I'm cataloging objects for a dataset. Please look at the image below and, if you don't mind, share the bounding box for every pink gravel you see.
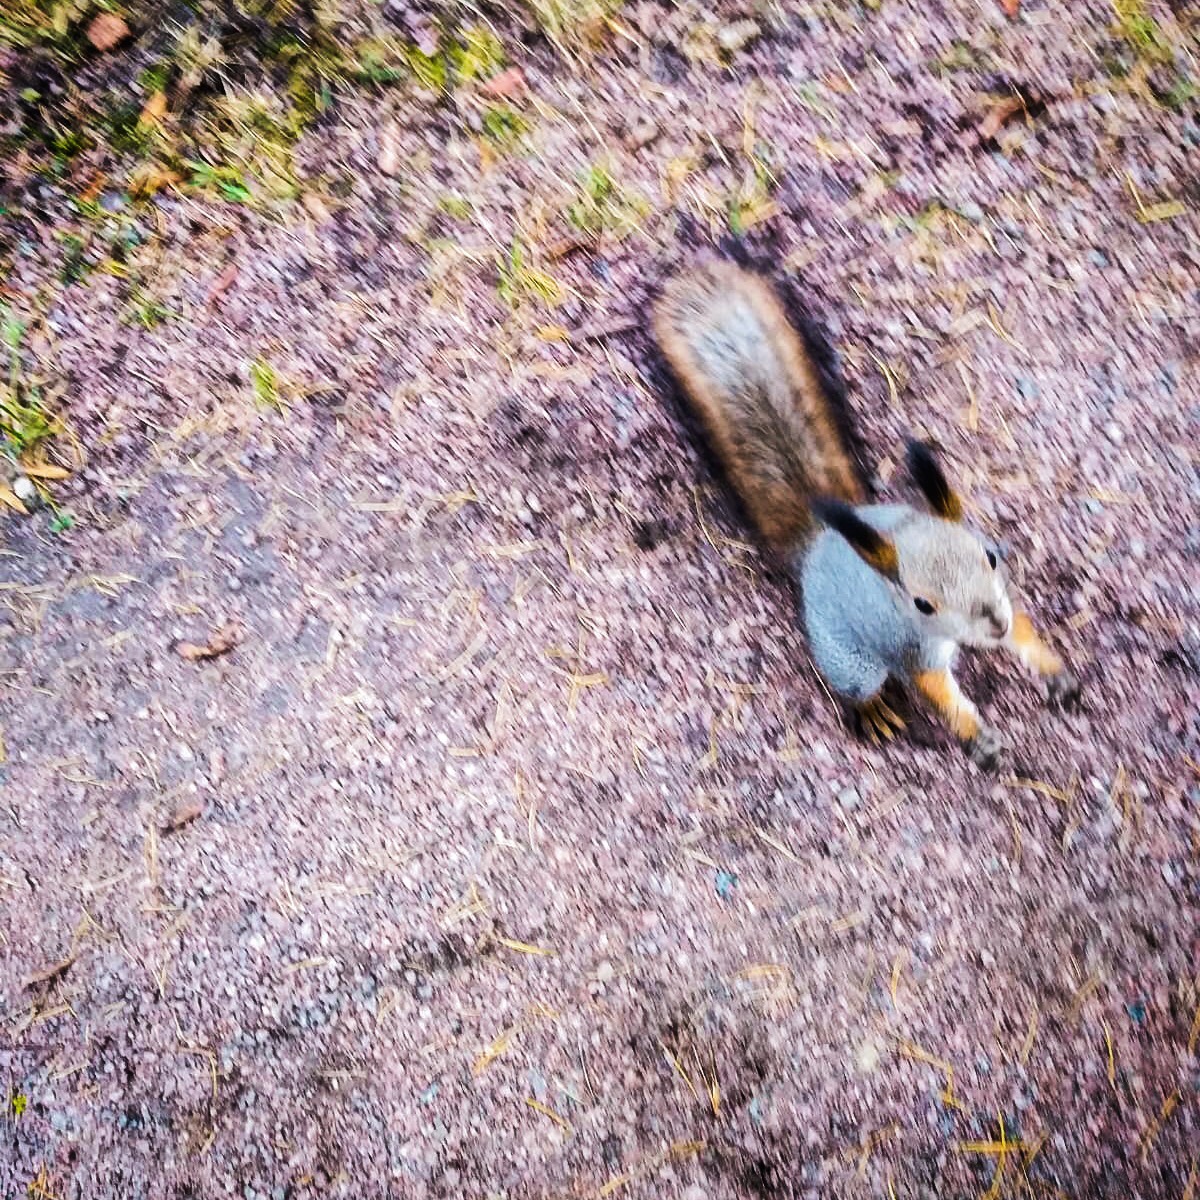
[1,2,1198,1197]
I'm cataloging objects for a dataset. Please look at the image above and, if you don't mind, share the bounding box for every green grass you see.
[249,356,282,409]
[481,104,530,149]
[565,163,647,238]
[123,285,172,329]
[727,153,778,236]
[353,24,504,92]
[1113,0,1172,61]
[438,193,474,220]
[526,0,623,55]
[0,0,88,51]
[497,239,563,308]
[59,232,88,283]
[931,40,980,75]
[186,160,253,204]
[2,310,60,461]
[0,5,515,227]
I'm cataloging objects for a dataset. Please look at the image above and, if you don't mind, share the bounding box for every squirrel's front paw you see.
[968,726,1006,772]
[1047,670,1081,712]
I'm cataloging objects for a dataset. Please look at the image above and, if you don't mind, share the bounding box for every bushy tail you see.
[653,260,864,554]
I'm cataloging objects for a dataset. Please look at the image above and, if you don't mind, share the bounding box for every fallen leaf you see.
[0,486,29,515]
[205,262,239,306]
[138,90,168,128]
[24,956,77,989]
[481,67,527,99]
[128,163,180,199]
[162,799,205,833]
[175,620,241,661]
[378,121,401,177]
[979,95,1026,142]
[20,462,70,480]
[1136,199,1187,224]
[1000,0,1020,16]
[86,13,130,51]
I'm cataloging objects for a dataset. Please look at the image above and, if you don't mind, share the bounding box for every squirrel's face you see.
[811,440,1016,651]
[892,516,1013,649]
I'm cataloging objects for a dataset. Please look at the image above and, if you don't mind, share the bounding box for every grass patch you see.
[59,231,89,284]
[352,24,504,92]
[186,160,253,205]
[481,104,530,149]
[565,163,647,238]
[249,356,282,409]
[526,0,624,56]
[123,284,172,329]
[931,40,980,75]
[1112,0,1173,62]
[438,193,474,221]
[0,1,89,52]
[0,6,515,229]
[497,238,564,308]
[727,153,777,236]
[2,309,63,465]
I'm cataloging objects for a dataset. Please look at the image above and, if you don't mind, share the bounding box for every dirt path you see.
[2,3,1198,1196]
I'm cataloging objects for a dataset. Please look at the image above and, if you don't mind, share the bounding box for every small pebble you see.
[625,118,660,150]
[716,18,761,53]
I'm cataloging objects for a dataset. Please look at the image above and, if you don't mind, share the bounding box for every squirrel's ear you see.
[812,499,900,583]
[906,439,964,521]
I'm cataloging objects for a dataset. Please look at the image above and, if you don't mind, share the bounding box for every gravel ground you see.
[2,2,1199,1197]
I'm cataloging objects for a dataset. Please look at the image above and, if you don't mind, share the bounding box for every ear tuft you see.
[905,439,964,521]
[812,499,900,582]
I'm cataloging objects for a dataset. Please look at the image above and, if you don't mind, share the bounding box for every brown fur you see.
[653,260,864,555]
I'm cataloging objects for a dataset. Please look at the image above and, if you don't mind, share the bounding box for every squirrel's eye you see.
[986,550,998,570]
[913,597,936,615]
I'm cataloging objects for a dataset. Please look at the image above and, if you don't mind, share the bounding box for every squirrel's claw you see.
[968,725,1006,772]
[1047,670,1081,712]
[856,695,906,745]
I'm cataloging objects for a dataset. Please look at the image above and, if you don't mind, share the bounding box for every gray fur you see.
[799,518,918,699]
[798,503,1009,700]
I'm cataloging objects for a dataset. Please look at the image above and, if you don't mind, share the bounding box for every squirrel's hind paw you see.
[968,725,1006,773]
[855,695,906,745]
[1047,670,1081,712]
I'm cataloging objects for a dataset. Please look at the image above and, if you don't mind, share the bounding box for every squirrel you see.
[652,258,1079,770]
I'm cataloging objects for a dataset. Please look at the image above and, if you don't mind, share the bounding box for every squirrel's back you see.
[653,260,864,553]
